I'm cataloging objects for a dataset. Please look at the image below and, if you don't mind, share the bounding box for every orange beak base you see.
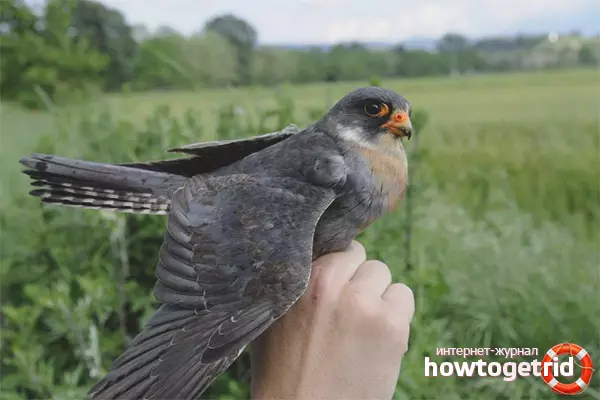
[381,111,412,140]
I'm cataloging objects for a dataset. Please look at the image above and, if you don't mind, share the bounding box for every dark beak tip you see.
[400,127,412,140]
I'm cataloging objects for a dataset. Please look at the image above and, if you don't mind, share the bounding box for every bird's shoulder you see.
[222,128,349,190]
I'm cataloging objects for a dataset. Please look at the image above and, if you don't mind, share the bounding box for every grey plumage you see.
[20,87,412,399]
[19,125,300,214]
[90,174,337,399]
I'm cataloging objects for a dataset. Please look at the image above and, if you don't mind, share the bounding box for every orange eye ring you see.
[364,102,389,118]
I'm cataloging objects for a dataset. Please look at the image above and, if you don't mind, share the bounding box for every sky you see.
[100,0,600,44]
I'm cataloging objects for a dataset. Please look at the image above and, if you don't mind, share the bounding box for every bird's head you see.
[319,87,412,150]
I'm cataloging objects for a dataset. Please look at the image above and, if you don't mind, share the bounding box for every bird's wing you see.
[89,173,336,400]
[168,124,300,155]
[20,126,300,214]
[120,125,300,177]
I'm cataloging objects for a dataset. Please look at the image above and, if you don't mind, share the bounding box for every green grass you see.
[1,68,599,399]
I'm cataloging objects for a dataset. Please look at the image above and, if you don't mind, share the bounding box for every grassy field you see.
[1,68,599,399]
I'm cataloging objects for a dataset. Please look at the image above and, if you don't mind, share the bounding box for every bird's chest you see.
[312,146,407,258]
[356,145,408,214]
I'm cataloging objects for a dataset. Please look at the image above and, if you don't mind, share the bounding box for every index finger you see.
[382,283,415,322]
[311,240,367,283]
[302,240,367,305]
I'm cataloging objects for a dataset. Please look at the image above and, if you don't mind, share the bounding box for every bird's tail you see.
[20,153,187,214]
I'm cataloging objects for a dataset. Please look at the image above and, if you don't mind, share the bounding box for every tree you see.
[0,0,38,99]
[184,32,238,87]
[293,48,327,83]
[131,31,238,90]
[72,0,137,90]
[325,42,372,81]
[250,47,297,85]
[436,33,481,74]
[204,14,257,85]
[437,33,469,53]
[131,30,192,90]
[0,0,108,108]
[578,44,598,66]
[394,50,448,77]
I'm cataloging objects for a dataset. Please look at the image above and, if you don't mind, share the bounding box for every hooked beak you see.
[381,111,412,140]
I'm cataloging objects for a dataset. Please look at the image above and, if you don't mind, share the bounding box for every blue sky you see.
[100,0,600,44]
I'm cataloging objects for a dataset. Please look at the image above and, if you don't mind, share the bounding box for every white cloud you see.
[325,20,395,43]
[322,0,595,42]
[99,0,598,43]
[299,0,345,6]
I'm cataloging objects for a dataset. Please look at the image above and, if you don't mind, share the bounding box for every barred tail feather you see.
[30,182,171,214]
[20,153,186,214]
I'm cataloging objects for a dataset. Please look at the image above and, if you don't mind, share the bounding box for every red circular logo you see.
[541,343,594,395]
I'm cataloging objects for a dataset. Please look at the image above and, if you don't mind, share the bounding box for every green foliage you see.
[0,0,108,109]
[1,70,599,399]
[205,14,258,85]
[250,48,298,86]
[369,75,382,87]
[131,31,238,91]
[131,30,192,90]
[1,108,191,397]
[0,91,319,399]
[72,0,138,90]
[578,44,598,66]
[393,48,448,77]
[2,1,598,105]
[293,48,328,83]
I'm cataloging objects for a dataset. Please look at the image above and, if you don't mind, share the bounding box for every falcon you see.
[20,87,413,399]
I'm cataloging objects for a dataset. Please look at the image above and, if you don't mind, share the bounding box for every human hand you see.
[251,240,415,400]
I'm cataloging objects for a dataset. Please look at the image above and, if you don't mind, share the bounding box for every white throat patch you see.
[336,124,377,149]
[337,124,406,162]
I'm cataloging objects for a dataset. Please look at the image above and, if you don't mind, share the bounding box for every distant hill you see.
[264,37,438,51]
[477,34,600,69]
[262,34,600,57]
[263,34,599,71]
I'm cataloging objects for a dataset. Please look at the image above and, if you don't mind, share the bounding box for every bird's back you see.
[212,128,389,258]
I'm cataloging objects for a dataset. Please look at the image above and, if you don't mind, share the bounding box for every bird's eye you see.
[364,102,389,118]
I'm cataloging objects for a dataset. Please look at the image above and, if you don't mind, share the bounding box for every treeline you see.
[1,0,598,108]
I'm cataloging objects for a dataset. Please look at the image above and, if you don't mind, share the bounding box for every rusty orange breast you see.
[356,140,408,213]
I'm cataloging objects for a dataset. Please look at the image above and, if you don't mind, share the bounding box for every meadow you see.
[1,68,599,399]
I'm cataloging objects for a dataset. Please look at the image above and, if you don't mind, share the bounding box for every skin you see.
[251,241,415,400]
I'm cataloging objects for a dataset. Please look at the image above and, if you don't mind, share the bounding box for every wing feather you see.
[89,173,338,399]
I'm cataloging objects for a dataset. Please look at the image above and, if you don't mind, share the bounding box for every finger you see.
[348,260,392,296]
[382,283,415,321]
[312,240,366,283]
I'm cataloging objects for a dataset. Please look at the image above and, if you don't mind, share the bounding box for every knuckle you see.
[381,312,407,335]
[394,282,414,299]
[348,240,366,261]
[380,313,410,349]
[344,286,378,316]
[366,260,392,278]
[310,265,338,299]
[388,283,415,314]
